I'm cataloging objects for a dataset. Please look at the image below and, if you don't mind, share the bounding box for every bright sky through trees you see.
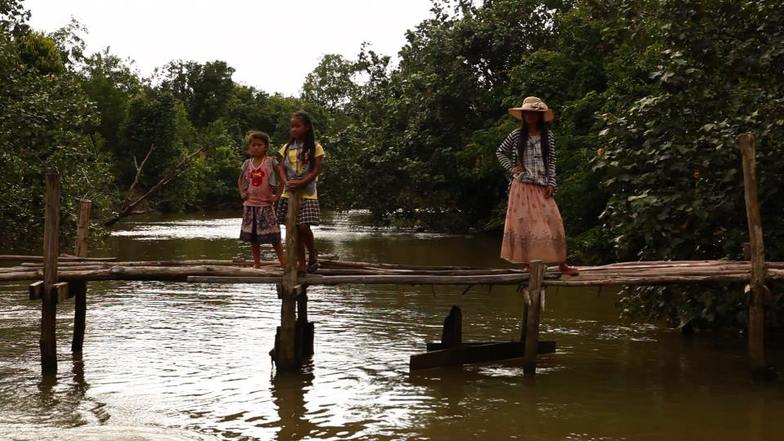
[26,0,433,95]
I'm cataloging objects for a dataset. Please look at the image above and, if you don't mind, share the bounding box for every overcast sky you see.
[25,0,435,96]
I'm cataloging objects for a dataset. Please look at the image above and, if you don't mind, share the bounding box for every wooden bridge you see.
[0,134,778,380]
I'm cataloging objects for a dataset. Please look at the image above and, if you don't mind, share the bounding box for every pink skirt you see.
[501,181,567,264]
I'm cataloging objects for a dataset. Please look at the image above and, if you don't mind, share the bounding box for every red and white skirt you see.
[501,181,567,264]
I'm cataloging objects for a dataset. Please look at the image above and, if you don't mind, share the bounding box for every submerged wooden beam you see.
[410,341,556,370]
[426,341,557,352]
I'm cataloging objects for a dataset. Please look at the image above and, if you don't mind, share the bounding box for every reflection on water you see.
[1,211,784,440]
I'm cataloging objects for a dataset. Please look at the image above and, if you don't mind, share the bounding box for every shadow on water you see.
[270,367,317,440]
[36,371,58,409]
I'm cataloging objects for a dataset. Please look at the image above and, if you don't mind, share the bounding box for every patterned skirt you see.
[275,197,321,225]
[240,205,281,245]
[501,181,567,264]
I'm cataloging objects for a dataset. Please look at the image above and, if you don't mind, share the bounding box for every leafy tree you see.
[0,10,114,245]
[302,54,361,112]
[118,89,179,186]
[80,49,142,150]
[162,60,235,128]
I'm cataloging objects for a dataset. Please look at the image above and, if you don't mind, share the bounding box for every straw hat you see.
[508,96,554,122]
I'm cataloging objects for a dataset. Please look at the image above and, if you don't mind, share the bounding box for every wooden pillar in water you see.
[520,293,529,343]
[71,199,91,354]
[441,305,462,348]
[40,172,60,373]
[275,190,302,370]
[296,286,314,359]
[738,133,773,380]
[523,260,545,376]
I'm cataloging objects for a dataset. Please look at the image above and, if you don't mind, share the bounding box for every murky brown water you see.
[2,211,784,440]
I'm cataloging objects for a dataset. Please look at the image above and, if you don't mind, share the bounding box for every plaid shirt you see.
[496,128,557,188]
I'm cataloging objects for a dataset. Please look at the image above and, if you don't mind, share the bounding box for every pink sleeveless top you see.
[244,158,275,207]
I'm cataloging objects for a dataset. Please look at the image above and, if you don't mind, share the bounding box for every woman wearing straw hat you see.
[496,96,579,275]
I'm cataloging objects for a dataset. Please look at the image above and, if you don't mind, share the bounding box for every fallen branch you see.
[103,146,205,226]
[126,144,156,207]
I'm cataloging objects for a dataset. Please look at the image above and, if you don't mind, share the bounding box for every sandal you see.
[558,262,580,276]
[307,259,319,273]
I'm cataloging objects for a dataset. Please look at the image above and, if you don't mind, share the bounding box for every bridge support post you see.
[273,284,299,369]
[72,199,91,354]
[272,190,314,370]
[738,133,775,381]
[40,172,60,374]
[523,260,545,376]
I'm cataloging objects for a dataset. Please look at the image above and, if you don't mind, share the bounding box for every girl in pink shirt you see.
[238,131,287,268]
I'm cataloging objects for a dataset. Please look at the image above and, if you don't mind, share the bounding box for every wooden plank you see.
[0,255,115,262]
[40,172,60,373]
[1,264,784,284]
[53,282,69,303]
[545,273,759,286]
[187,273,536,285]
[15,263,104,270]
[320,259,481,271]
[524,261,545,376]
[1,259,783,284]
[738,133,770,378]
[410,341,556,370]
[29,281,44,300]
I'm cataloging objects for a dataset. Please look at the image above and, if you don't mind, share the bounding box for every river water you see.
[1,211,784,441]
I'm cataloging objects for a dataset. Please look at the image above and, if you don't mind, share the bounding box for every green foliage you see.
[162,60,235,128]
[15,31,62,74]
[80,49,141,149]
[302,54,360,112]
[295,0,784,328]
[118,89,179,185]
[198,120,243,208]
[0,17,114,246]
[590,0,784,327]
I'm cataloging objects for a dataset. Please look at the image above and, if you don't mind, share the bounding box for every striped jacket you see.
[496,128,557,188]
